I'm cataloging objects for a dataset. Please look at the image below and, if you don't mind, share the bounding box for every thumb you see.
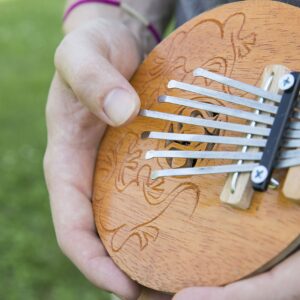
[54,21,141,126]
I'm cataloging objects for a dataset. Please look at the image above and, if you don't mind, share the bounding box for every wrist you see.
[63,0,162,53]
[63,2,120,34]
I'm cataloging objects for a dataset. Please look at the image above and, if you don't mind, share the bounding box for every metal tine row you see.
[140,68,300,179]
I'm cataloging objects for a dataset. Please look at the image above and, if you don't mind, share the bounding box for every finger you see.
[45,142,141,300]
[51,171,140,299]
[46,73,105,149]
[173,251,300,300]
[44,78,141,300]
[55,19,141,127]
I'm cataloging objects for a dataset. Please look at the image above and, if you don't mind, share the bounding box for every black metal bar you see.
[252,72,300,191]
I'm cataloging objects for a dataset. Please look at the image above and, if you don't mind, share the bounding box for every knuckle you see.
[70,58,108,104]
[72,60,101,89]
[54,33,77,70]
[54,42,65,70]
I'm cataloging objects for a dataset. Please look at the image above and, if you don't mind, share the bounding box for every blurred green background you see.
[0,0,110,299]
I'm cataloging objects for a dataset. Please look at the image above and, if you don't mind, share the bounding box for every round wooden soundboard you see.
[93,0,300,293]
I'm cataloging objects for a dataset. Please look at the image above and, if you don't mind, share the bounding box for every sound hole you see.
[164,106,222,168]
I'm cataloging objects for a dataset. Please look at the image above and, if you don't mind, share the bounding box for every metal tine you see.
[289,122,300,130]
[292,111,300,120]
[285,139,300,148]
[168,80,278,114]
[193,68,282,103]
[277,157,300,169]
[141,131,267,147]
[151,163,258,180]
[151,157,300,179]
[145,149,300,161]
[279,149,300,159]
[285,130,300,139]
[139,109,270,136]
[141,131,300,148]
[158,95,274,125]
[146,150,262,161]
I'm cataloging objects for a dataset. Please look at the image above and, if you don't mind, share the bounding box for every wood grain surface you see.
[92,0,300,293]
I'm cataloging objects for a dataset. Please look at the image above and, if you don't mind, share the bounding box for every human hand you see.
[173,250,300,300]
[44,18,143,299]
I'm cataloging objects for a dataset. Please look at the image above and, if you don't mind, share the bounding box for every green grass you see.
[0,1,110,299]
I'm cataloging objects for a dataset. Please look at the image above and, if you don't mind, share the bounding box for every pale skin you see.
[44,1,300,299]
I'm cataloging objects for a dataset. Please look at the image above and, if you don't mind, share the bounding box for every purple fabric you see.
[63,0,161,43]
[63,0,119,21]
[147,23,161,43]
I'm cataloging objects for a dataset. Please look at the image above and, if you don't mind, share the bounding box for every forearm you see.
[63,0,175,52]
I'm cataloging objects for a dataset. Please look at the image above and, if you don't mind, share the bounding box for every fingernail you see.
[103,88,139,126]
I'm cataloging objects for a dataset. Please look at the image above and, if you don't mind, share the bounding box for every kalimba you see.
[92,0,300,293]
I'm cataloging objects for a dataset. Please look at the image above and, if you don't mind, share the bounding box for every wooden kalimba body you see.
[92,0,300,293]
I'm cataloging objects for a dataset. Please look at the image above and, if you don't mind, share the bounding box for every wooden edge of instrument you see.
[221,65,290,209]
[250,234,300,277]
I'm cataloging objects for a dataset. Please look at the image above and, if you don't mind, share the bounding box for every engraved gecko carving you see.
[138,12,256,108]
[98,133,200,252]
[97,12,257,253]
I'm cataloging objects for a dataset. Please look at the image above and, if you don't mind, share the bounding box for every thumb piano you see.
[93,0,300,293]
